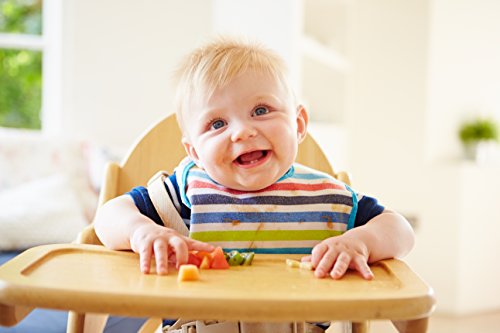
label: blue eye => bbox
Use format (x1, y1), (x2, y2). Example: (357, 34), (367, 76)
(211, 119), (226, 130)
(253, 106), (269, 116)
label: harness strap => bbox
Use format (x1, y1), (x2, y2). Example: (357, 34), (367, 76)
(147, 171), (189, 236)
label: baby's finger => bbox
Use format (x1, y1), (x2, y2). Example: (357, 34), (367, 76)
(301, 255), (312, 262)
(185, 237), (215, 252)
(138, 243), (153, 274)
(169, 235), (189, 268)
(330, 252), (351, 280)
(153, 238), (169, 275)
(314, 249), (338, 278)
(167, 251), (177, 265)
(352, 256), (374, 280)
(311, 243), (328, 268)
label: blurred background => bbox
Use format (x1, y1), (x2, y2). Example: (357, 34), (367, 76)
(1, 0), (499, 332)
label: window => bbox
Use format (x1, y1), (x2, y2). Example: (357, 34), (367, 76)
(0, 0), (43, 129)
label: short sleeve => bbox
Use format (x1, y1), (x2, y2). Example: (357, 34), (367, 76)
(354, 195), (385, 227)
(127, 172), (191, 226)
(128, 186), (163, 226)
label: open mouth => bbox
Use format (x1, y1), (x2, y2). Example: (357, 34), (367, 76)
(234, 150), (271, 167)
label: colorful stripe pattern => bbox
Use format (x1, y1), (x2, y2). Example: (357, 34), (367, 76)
(177, 159), (357, 254)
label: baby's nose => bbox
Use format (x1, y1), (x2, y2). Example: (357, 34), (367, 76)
(230, 122), (257, 142)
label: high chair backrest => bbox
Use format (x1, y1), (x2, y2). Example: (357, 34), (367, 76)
(78, 113), (350, 245)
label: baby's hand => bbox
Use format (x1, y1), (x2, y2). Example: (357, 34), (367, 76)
(130, 223), (213, 275)
(303, 234), (373, 280)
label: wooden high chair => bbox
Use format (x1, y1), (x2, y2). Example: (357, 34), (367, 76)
(0, 113), (435, 333)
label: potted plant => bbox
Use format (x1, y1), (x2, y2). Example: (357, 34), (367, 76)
(458, 117), (499, 160)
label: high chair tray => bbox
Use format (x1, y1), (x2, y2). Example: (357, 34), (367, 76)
(0, 244), (434, 326)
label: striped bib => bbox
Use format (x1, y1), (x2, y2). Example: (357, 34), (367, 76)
(176, 158), (358, 254)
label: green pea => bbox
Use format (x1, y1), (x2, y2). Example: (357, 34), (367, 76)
(227, 250), (244, 266)
(241, 252), (255, 266)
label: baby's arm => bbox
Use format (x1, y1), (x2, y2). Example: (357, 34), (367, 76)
(304, 210), (414, 280)
(94, 195), (213, 275)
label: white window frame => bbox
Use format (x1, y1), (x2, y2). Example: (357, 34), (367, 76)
(0, 0), (63, 134)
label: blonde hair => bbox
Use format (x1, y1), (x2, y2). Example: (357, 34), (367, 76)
(173, 36), (294, 133)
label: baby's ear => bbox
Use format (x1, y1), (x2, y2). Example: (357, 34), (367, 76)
(182, 137), (203, 169)
(296, 105), (309, 143)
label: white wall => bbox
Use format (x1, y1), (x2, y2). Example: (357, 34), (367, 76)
(455, 164), (500, 313)
(59, 0), (213, 149)
(426, 0), (500, 162)
(347, 0), (429, 218)
(212, 0), (302, 93)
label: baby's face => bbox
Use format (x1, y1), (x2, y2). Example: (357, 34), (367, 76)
(182, 70), (307, 191)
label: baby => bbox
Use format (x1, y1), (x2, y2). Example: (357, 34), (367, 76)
(94, 37), (414, 283)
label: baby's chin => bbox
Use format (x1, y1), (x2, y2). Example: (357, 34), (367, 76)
(212, 176), (276, 192)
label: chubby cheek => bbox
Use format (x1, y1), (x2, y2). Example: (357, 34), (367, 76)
(196, 139), (228, 168)
(269, 123), (298, 154)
